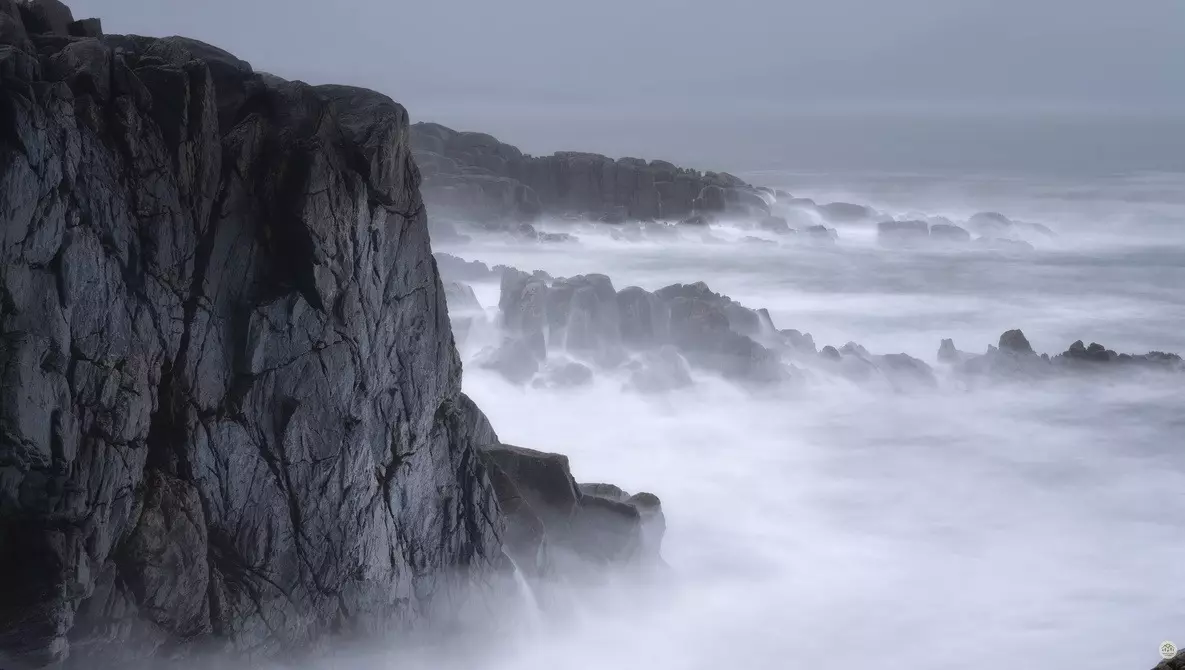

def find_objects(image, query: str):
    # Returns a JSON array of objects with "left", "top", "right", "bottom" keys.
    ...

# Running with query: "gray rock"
[
  {"left": 65, "top": 16, "right": 98, "bottom": 37},
  {"left": 0, "top": 19, "right": 507, "bottom": 666},
  {"left": 819, "top": 202, "right": 874, "bottom": 222},
  {"left": 17, "top": 0, "right": 73, "bottom": 36},
  {"left": 805, "top": 224, "right": 839, "bottom": 243},
  {"left": 999, "top": 329, "right": 1035, "bottom": 355},
  {"left": 626, "top": 346, "right": 694, "bottom": 393},
  {"left": 617, "top": 286, "right": 670, "bottom": 349},
  {"left": 409, "top": 123, "right": 758, "bottom": 223},
  {"left": 693, "top": 184, "right": 727, "bottom": 213},
  {"left": 929, "top": 223, "right": 971, "bottom": 243}
]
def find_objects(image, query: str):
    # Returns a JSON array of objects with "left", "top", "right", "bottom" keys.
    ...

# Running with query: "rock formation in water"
[
  {"left": 487, "top": 271, "right": 786, "bottom": 386},
  {"left": 0, "top": 2, "right": 663, "bottom": 667},
  {"left": 940, "top": 330, "right": 1184, "bottom": 378},
  {"left": 410, "top": 122, "right": 772, "bottom": 224}
]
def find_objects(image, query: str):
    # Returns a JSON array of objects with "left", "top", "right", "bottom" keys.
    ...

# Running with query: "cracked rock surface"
[{"left": 0, "top": 3, "right": 506, "bottom": 665}]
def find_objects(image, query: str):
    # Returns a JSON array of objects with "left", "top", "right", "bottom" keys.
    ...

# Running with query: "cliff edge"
[{"left": 1, "top": 1, "right": 506, "bottom": 665}]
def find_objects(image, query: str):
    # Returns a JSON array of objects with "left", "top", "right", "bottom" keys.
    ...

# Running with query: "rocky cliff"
[
  {"left": 0, "top": 2, "right": 663, "bottom": 667},
  {"left": 411, "top": 121, "right": 774, "bottom": 224}
]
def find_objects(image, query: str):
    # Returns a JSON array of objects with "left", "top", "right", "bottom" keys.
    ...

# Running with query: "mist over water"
[
  {"left": 276, "top": 171, "right": 1185, "bottom": 670},
  {"left": 425, "top": 171, "right": 1185, "bottom": 670}
]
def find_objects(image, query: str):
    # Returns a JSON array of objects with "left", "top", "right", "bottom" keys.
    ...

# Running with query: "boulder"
[
  {"left": 929, "top": 223, "right": 971, "bottom": 243},
  {"left": 480, "top": 445, "right": 581, "bottom": 532},
  {"left": 617, "top": 286, "right": 670, "bottom": 349},
  {"left": 0, "top": 19, "right": 510, "bottom": 665},
  {"left": 625, "top": 346, "right": 695, "bottom": 393},
  {"left": 693, "top": 184, "right": 727, "bottom": 213},
  {"left": 999, "top": 329, "right": 1035, "bottom": 355},
  {"left": 806, "top": 225, "right": 839, "bottom": 243},
  {"left": 17, "top": 0, "right": 73, "bottom": 35},
  {"left": 66, "top": 16, "right": 99, "bottom": 36},
  {"left": 819, "top": 202, "right": 874, "bottom": 222}
]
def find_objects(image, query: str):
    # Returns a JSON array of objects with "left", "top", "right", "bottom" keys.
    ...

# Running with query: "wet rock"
[
  {"left": 929, "top": 223, "right": 971, "bottom": 243},
  {"left": 693, "top": 184, "right": 727, "bottom": 213},
  {"left": 819, "top": 202, "right": 874, "bottom": 222},
  {"left": 626, "top": 346, "right": 695, "bottom": 393},
  {"left": 66, "top": 16, "right": 99, "bottom": 37},
  {"left": 999, "top": 329, "right": 1035, "bottom": 355},
  {"left": 0, "top": 14, "right": 508, "bottom": 665},
  {"left": 480, "top": 445, "right": 580, "bottom": 533},
  {"left": 617, "top": 286, "right": 670, "bottom": 349},
  {"left": 17, "top": 0, "right": 73, "bottom": 36}
]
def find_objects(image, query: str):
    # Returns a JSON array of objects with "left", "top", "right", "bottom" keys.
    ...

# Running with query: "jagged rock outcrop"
[
  {"left": 1154, "top": 650, "right": 1185, "bottom": 670},
  {"left": 0, "top": 5, "right": 516, "bottom": 667},
  {"left": 479, "top": 444, "right": 665, "bottom": 579},
  {"left": 489, "top": 271, "right": 784, "bottom": 385},
  {"left": 943, "top": 330, "right": 1183, "bottom": 379},
  {"left": 410, "top": 122, "right": 768, "bottom": 224}
]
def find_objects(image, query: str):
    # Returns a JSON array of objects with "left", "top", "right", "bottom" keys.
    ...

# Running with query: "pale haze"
[{"left": 72, "top": 0, "right": 1185, "bottom": 172}]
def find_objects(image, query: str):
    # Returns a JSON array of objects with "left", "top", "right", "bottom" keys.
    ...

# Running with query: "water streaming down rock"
[{"left": 506, "top": 554, "right": 543, "bottom": 626}]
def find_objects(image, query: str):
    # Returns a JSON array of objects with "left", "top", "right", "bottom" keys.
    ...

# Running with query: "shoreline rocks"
[{"left": 411, "top": 122, "right": 773, "bottom": 226}]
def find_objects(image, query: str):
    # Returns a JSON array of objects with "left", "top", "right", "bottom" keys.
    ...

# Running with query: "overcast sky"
[{"left": 71, "top": 0, "right": 1185, "bottom": 172}]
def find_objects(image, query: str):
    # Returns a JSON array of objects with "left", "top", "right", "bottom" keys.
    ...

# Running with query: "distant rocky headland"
[{"left": 411, "top": 122, "right": 1057, "bottom": 251}]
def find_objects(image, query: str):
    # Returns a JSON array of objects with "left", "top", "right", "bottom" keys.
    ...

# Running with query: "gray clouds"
[{"left": 70, "top": 0, "right": 1185, "bottom": 171}]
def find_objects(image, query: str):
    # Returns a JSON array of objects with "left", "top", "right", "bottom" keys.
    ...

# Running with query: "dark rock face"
[
  {"left": 1, "top": 13, "right": 513, "bottom": 667},
  {"left": 806, "top": 225, "right": 839, "bottom": 243},
  {"left": 410, "top": 122, "right": 768, "bottom": 223},
  {"left": 480, "top": 445, "right": 664, "bottom": 573},
  {"left": 948, "top": 330, "right": 1183, "bottom": 379},
  {"left": 999, "top": 329, "right": 1035, "bottom": 355},
  {"left": 485, "top": 268, "right": 781, "bottom": 385},
  {"left": 1154, "top": 650, "right": 1185, "bottom": 670}
]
